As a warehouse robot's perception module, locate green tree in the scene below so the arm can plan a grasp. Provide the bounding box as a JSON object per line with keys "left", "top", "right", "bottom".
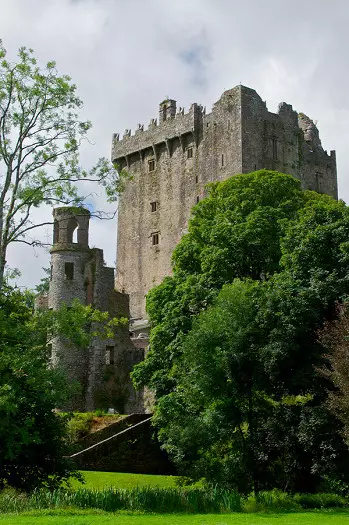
{"left": 0, "top": 284, "right": 126, "bottom": 491}
{"left": 0, "top": 41, "right": 123, "bottom": 289}
{"left": 132, "top": 170, "right": 309, "bottom": 395}
{"left": 132, "top": 170, "right": 349, "bottom": 492}
{"left": 0, "top": 284, "right": 76, "bottom": 490}
{"left": 34, "top": 267, "right": 50, "bottom": 294}
{"left": 154, "top": 276, "right": 349, "bottom": 493}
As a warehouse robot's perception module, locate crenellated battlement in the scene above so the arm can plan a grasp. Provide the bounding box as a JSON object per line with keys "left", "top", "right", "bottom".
{"left": 112, "top": 101, "right": 204, "bottom": 163}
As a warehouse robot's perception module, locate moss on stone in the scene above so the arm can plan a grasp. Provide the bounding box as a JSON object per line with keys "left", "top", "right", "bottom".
{"left": 55, "top": 206, "right": 90, "bottom": 216}
{"left": 50, "top": 243, "right": 91, "bottom": 254}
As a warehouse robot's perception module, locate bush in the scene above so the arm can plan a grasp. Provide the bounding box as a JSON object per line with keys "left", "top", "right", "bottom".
{"left": 294, "top": 492, "right": 348, "bottom": 509}
{"left": 63, "top": 413, "right": 96, "bottom": 443}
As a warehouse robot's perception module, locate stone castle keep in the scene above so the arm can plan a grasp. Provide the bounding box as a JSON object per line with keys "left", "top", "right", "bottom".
{"left": 112, "top": 84, "right": 337, "bottom": 323}
{"left": 40, "top": 85, "right": 338, "bottom": 413}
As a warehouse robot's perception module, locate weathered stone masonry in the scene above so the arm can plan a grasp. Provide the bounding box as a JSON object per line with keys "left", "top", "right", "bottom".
{"left": 42, "top": 206, "right": 144, "bottom": 413}
{"left": 112, "top": 85, "right": 338, "bottom": 321}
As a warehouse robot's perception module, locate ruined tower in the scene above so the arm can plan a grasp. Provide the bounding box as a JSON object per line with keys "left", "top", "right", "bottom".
{"left": 112, "top": 85, "right": 338, "bottom": 325}
{"left": 47, "top": 206, "right": 144, "bottom": 412}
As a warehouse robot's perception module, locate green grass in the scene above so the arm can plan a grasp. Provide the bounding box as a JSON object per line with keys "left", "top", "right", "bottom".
{"left": 1, "top": 510, "right": 349, "bottom": 524}
{"left": 70, "top": 471, "right": 181, "bottom": 490}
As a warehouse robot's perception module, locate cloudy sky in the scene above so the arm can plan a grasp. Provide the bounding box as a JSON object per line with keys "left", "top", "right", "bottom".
{"left": 1, "top": 0, "right": 349, "bottom": 289}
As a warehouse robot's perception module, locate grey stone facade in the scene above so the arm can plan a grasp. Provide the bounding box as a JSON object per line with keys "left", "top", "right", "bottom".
{"left": 112, "top": 85, "right": 338, "bottom": 321}
{"left": 41, "top": 206, "right": 144, "bottom": 413}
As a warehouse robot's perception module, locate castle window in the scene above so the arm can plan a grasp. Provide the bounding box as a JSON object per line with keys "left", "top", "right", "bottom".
{"left": 221, "top": 154, "right": 224, "bottom": 167}
{"left": 67, "top": 217, "right": 78, "bottom": 244}
{"left": 187, "top": 147, "right": 193, "bottom": 159}
{"left": 64, "top": 262, "right": 74, "bottom": 280}
{"left": 196, "top": 196, "right": 200, "bottom": 204}
{"left": 272, "top": 138, "right": 278, "bottom": 160}
{"left": 315, "top": 171, "right": 321, "bottom": 192}
{"left": 106, "top": 345, "right": 115, "bottom": 366}
{"left": 148, "top": 159, "right": 155, "bottom": 172}
{"left": 152, "top": 232, "right": 159, "bottom": 246}
{"left": 50, "top": 265, "right": 53, "bottom": 281}
{"left": 151, "top": 201, "right": 157, "bottom": 212}
{"left": 47, "top": 343, "right": 52, "bottom": 359}
{"left": 195, "top": 174, "right": 199, "bottom": 184}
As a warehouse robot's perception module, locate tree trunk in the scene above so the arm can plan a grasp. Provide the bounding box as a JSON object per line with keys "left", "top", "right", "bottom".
{"left": 0, "top": 249, "right": 6, "bottom": 292}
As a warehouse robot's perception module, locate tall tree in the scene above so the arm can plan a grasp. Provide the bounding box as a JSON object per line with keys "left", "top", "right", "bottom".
{"left": 0, "top": 41, "right": 122, "bottom": 289}
{"left": 132, "top": 170, "right": 349, "bottom": 492}
{"left": 153, "top": 274, "right": 349, "bottom": 493}
{"left": 0, "top": 284, "right": 75, "bottom": 490}
{"left": 0, "top": 283, "right": 127, "bottom": 491}
{"left": 132, "top": 170, "right": 308, "bottom": 395}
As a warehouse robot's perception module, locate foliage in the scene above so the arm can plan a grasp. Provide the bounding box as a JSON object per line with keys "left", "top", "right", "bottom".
{"left": 0, "top": 41, "right": 126, "bottom": 288}
{"left": 0, "top": 284, "right": 126, "bottom": 491}
{"left": 63, "top": 412, "right": 97, "bottom": 444}
{"left": 0, "top": 284, "right": 79, "bottom": 491}
{"left": 0, "top": 486, "right": 241, "bottom": 514}
{"left": 59, "top": 412, "right": 124, "bottom": 445}
{"left": 153, "top": 280, "right": 349, "bottom": 493}
{"left": 1, "top": 485, "right": 349, "bottom": 515}
{"left": 318, "top": 303, "right": 349, "bottom": 446}
{"left": 34, "top": 267, "right": 50, "bottom": 294}
{"left": 132, "top": 170, "right": 349, "bottom": 493}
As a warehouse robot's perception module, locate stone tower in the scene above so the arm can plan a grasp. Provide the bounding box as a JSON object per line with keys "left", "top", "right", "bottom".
{"left": 112, "top": 85, "right": 338, "bottom": 325}
{"left": 47, "top": 206, "right": 144, "bottom": 412}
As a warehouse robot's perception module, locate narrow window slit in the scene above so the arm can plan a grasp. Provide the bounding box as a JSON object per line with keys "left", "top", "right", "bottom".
{"left": 106, "top": 345, "right": 115, "bottom": 365}
{"left": 64, "top": 262, "right": 74, "bottom": 280}
{"left": 152, "top": 233, "right": 159, "bottom": 246}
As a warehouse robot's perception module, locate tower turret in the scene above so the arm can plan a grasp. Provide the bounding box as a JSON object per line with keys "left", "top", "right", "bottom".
{"left": 49, "top": 207, "right": 92, "bottom": 410}
{"left": 49, "top": 207, "right": 91, "bottom": 311}
{"left": 47, "top": 206, "right": 144, "bottom": 412}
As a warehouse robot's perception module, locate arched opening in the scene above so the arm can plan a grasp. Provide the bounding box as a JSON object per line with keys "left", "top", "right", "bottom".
{"left": 66, "top": 217, "right": 78, "bottom": 244}
{"left": 53, "top": 220, "right": 59, "bottom": 244}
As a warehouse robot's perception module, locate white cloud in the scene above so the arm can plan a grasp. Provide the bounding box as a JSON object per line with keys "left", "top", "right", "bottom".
{"left": 1, "top": 0, "right": 349, "bottom": 288}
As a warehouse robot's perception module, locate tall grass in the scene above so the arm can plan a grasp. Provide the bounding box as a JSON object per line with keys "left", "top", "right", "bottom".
{"left": 0, "top": 487, "right": 242, "bottom": 514}
{"left": 1, "top": 487, "right": 348, "bottom": 515}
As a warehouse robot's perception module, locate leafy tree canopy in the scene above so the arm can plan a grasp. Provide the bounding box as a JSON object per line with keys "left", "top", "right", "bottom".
{"left": 0, "top": 283, "right": 126, "bottom": 491}
{"left": 0, "top": 41, "right": 125, "bottom": 288}
{"left": 132, "top": 170, "right": 349, "bottom": 492}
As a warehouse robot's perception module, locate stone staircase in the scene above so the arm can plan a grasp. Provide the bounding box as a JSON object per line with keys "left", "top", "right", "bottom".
{"left": 70, "top": 413, "right": 175, "bottom": 474}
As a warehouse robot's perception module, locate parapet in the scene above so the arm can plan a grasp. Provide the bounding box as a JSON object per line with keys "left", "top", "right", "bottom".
{"left": 112, "top": 100, "right": 204, "bottom": 162}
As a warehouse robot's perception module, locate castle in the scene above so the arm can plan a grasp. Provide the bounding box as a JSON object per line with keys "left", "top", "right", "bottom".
{"left": 112, "top": 85, "right": 337, "bottom": 325}
{"left": 40, "top": 85, "right": 338, "bottom": 413}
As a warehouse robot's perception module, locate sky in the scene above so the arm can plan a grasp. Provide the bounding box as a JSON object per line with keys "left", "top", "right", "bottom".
{"left": 1, "top": 0, "right": 349, "bottom": 290}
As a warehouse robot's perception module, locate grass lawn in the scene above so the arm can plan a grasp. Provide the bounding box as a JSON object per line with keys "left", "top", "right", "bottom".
{"left": 1, "top": 510, "right": 349, "bottom": 524}
{"left": 70, "top": 471, "right": 182, "bottom": 490}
